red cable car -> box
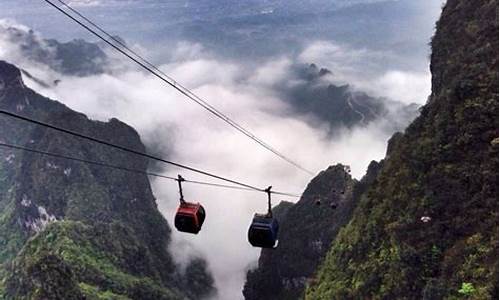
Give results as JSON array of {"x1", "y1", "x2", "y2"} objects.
[
  {"x1": 174, "y1": 175, "x2": 206, "y2": 234},
  {"x1": 175, "y1": 202, "x2": 205, "y2": 234}
]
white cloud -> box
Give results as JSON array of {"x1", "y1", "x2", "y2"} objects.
[
  {"x1": 247, "y1": 57, "x2": 293, "y2": 87},
  {"x1": 170, "y1": 41, "x2": 206, "y2": 62},
  {"x1": 367, "y1": 70, "x2": 431, "y2": 104},
  {"x1": 66, "y1": 0, "x2": 102, "y2": 7},
  {"x1": 298, "y1": 40, "x2": 431, "y2": 104},
  {"x1": 65, "y1": 0, "x2": 140, "y2": 8}
]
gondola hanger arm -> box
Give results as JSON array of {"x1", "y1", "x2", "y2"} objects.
[
  {"x1": 177, "y1": 174, "x2": 186, "y2": 203},
  {"x1": 265, "y1": 186, "x2": 273, "y2": 217}
]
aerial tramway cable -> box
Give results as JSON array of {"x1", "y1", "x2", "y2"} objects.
[
  {"x1": 0, "y1": 110, "x2": 300, "y2": 198},
  {"x1": 42, "y1": 0, "x2": 315, "y2": 176},
  {"x1": 0, "y1": 142, "x2": 283, "y2": 194}
]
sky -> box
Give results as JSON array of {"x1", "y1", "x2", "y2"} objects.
[{"x1": 0, "y1": 1, "x2": 443, "y2": 299}]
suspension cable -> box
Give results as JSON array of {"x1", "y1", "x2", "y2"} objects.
[
  {"x1": 42, "y1": 0, "x2": 315, "y2": 176},
  {"x1": 0, "y1": 110, "x2": 300, "y2": 198},
  {"x1": 0, "y1": 142, "x2": 300, "y2": 197}
]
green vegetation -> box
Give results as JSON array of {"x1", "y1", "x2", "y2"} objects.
[
  {"x1": 306, "y1": 0, "x2": 498, "y2": 299},
  {"x1": 0, "y1": 201, "x2": 26, "y2": 264},
  {"x1": 458, "y1": 282, "x2": 476, "y2": 296},
  {"x1": 79, "y1": 283, "x2": 131, "y2": 300},
  {"x1": 5, "y1": 221, "x2": 184, "y2": 300}
]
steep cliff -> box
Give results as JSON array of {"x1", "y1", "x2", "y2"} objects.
[
  {"x1": 307, "y1": 0, "x2": 498, "y2": 298},
  {"x1": 243, "y1": 162, "x2": 382, "y2": 299},
  {"x1": 0, "y1": 60, "x2": 214, "y2": 299}
]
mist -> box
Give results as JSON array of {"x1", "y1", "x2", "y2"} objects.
[{"x1": 0, "y1": 16, "x2": 432, "y2": 299}]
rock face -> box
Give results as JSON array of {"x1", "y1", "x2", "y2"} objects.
[
  {"x1": 243, "y1": 163, "x2": 382, "y2": 299},
  {"x1": 307, "y1": 0, "x2": 498, "y2": 298},
  {"x1": 0, "y1": 60, "x2": 214, "y2": 299}
]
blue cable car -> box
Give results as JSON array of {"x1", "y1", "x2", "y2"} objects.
[{"x1": 248, "y1": 186, "x2": 279, "y2": 249}]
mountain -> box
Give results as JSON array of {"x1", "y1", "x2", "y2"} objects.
[
  {"x1": 281, "y1": 63, "x2": 419, "y2": 132},
  {"x1": 306, "y1": 0, "x2": 498, "y2": 298},
  {"x1": 0, "y1": 60, "x2": 215, "y2": 299},
  {"x1": 1, "y1": 23, "x2": 108, "y2": 76},
  {"x1": 243, "y1": 162, "x2": 382, "y2": 299},
  {"x1": 44, "y1": 38, "x2": 108, "y2": 76}
]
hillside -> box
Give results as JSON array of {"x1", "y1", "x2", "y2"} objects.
[
  {"x1": 243, "y1": 162, "x2": 382, "y2": 299},
  {"x1": 306, "y1": 0, "x2": 498, "y2": 298},
  {"x1": 0, "y1": 60, "x2": 214, "y2": 299}
]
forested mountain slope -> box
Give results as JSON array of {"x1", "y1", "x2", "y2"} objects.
[
  {"x1": 0, "y1": 60, "x2": 214, "y2": 299},
  {"x1": 243, "y1": 162, "x2": 382, "y2": 299},
  {"x1": 306, "y1": 0, "x2": 498, "y2": 298}
]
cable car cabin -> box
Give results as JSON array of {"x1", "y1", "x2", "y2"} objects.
[
  {"x1": 248, "y1": 213, "x2": 279, "y2": 248},
  {"x1": 175, "y1": 202, "x2": 206, "y2": 234}
]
